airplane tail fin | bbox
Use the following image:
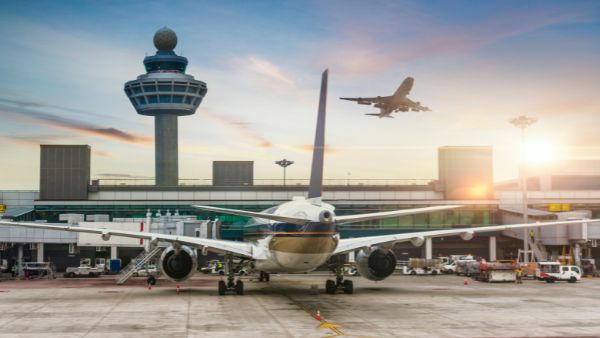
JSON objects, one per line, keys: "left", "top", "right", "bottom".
{"left": 308, "top": 69, "right": 328, "bottom": 199}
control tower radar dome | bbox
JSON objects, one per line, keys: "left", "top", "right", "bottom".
{"left": 124, "top": 27, "right": 207, "bottom": 186}
{"left": 153, "top": 27, "right": 178, "bottom": 51}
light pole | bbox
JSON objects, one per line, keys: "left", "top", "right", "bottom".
{"left": 275, "top": 159, "right": 294, "bottom": 186}
{"left": 510, "top": 115, "right": 537, "bottom": 263}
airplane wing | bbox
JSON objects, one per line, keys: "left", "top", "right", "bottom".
{"left": 340, "top": 96, "right": 391, "bottom": 105}
{"left": 334, "top": 219, "right": 597, "bottom": 254}
{"left": 192, "top": 205, "right": 310, "bottom": 225}
{"left": 403, "top": 98, "right": 430, "bottom": 112}
{"left": 0, "top": 221, "right": 254, "bottom": 257}
{"left": 335, "top": 205, "right": 461, "bottom": 225}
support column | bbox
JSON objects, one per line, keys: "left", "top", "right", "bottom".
{"left": 155, "top": 114, "right": 178, "bottom": 186}
{"left": 17, "top": 244, "right": 23, "bottom": 278}
{"left": 489, "top": 236, "right": 497, "bottom": 261}
{"left": 425, "top": 237, "right": 432, "bottom": 259}
{"left": 36, "top": 243, "right": 44, "bottom": 262}
{"left": 110, "top": 246, "right": 118, "bottom": 260}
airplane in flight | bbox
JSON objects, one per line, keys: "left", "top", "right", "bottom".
{"left": 340, "top": 77, "right": 430, "bottom": 118}
{"left": 0, "top": 70, "right": 595, "bottom": 296}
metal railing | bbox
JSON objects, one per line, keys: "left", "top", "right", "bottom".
{"left": 91, "top": 178, "right": 434, "bottom": 187}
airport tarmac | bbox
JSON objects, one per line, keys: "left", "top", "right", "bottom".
{"left": 1, "top": 274, "right": 600, "bottom": 338}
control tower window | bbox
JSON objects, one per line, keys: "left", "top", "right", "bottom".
{"left": 137, "top": 96, "right": 147, "bottom": 105}
{"left": 174, "top": 85, "right": 186, "bottom": 92}
{"left": 125, "top": 88, "right": 132, "bottom": 96}
{"left": 158, "top": 84, "right": 172, "bottom": 91}
{"left": 143, "top": 84, "right": 157, "bottom": 92}
{"left": 159, "top": 95, "right": 171, "bottom": 103}
{"left": 172, "top": 95, "right": 183, "bottom": 103}
{"left": 147, "top": 95, "right": 158, "bottom": 104}
{"left": 187, "top": 86, "right": 198, "bottom": 94}
{"left": 184, "top": 96, "right": 192, "bottom": 104}
{"left": 132, "top": 86, "right": 142, "bottom": 94}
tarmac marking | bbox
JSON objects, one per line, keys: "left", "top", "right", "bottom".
{"left": 280, "top": 292, "right": 344, "bottom": 337}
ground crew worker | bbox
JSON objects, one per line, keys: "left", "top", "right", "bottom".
{"left": 216, "top": 261, "right": 224, "bottom": 272}
{"left": 530, "top": 230, "right": 535, "bottom": 242}
{"left": 516, "top": 268, "right": 523, "bottom": 284}
{"left": 10, "top": 264, "right": 16, "bottom": 278}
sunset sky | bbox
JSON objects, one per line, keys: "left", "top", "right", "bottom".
{"left": 1, "top": 1, "right": 599, "bottom": 189}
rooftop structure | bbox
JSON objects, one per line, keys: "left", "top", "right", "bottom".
{"left": 124, "top": 27, "right": 207, "bottom": 186}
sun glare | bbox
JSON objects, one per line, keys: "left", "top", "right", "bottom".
{"left": 521, "top": 142, "right": 558, "bottom": 164}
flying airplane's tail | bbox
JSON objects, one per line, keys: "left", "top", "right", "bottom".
{"left": 393, "top": 77, "right": 414, "bottom": 97}
{"left": 308, "top": 69, "right": 328, "bottom": 200}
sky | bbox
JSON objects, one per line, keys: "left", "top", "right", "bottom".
{"left": 1, "top": 0, "right": 599, "bottom": 189}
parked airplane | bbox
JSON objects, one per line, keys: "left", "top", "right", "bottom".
{"left": 0, "top": 70, "right": 595, "bottom": 296}
{"left": 340, "top": 77, "right": 430, "bottom": 118}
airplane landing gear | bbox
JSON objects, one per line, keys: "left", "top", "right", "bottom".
{"left": 258, "top": 271, "right": 270, "bottom": 282}
{"left": 326, "top": 262, "right": 354, "bottom": 294}
{"left": 218, "top": 255, "right": 244, "bottom": 296}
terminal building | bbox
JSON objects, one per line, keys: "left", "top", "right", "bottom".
{"left": 2, "top": 144, "right": 600, "bottom": 271}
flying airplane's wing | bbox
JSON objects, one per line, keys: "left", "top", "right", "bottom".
{"left": 335, "top": 205, "right": 461, "bottom": 225}
{"left": 403, "top": 98, "right": 430, "bottom": 112}
{"left": 334, "top": 219, "right": 597, "bottom": 254}
{"left": 340, "top": 96, "right": 391, "bottom": 105}
{"left": 0, "top": 221, "right": 254, "bottom": 257}
{"left": 192, "top": 205, "right": 310, "bottom": 225}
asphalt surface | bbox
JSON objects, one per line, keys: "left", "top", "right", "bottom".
{"left": 1, "top": 273, "right": 600, "bottom": 337}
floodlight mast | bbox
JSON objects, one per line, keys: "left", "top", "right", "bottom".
{"left": 510, "top": 115, "right": 537, "bottom": 263}
{"left": 275, "top": 159, "right": 294, "bottom": 187}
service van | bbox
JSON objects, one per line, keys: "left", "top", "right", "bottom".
{"left": 536, "top": 262, "right": 581, "bottom": 283}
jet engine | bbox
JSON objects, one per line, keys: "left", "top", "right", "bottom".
{"left": 356, "top": 247, "right": 397, "bottom": 281}
{"left": 159, "top": 245, "right": 198, "bottom": 282}
{"left": 319, "top": 210, "right": 335, "bottom": 224}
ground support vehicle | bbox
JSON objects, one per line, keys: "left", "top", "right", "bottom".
{"left": 442, "top": 261, "right": 456, "bottom": 274}
{"left": 133, "top": 264, "right": 159, "bottom": 277}
{"left": 64, "top": 265, "right": 103, "bottom": 278}
{"left": 404, "top": 258, "right": 442, "bottom": 275}
{"left": 455, "top": 259, "right": 477, "bottom": 276}
{"left": 23, "top": 262, "right": 55, "bottom": 279}
{"left": 478, "top": 260, "right": 517, "bottom": 282}
{"left": 201, "top": 260, "right": 225, "bottom": 275}
{"left": 536, "top": 262, "right": 582, "bottom": 283}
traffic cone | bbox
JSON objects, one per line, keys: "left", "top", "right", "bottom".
{"left": 176, "top": 284, "right": 180, "bottom": 295}
{"left": 147, "top": 283, "right": 152, "bottom": 290}
{"left": 463, "top": 279, "right": 469, "bottom": 285}
{"left": 315, "top": 310, "right": 321, "bottom": 321}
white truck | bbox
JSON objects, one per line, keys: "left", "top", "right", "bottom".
{"left": 64, "top": 265, "right": 103, "bottom": 278}
{"left": 536, "top": 262, "right": 582, "bottom": 283}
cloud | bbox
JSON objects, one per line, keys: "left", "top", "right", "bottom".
{"left": 0, "top": 104, "right": 152, "bottom": 145}
{"left": 203, "top": 109, "right": 272, "bottom": 148}
{"left": 0, "top": 97, "right": 106, "bottom": 119}
{"left": 290, "top": 144, "right": 339, "bottom": 154}
{"left": 2, "top": 134, "right": 113, "bottom": 157}
{"left": 232, "top": 56, "right": 294, "bottom": 86}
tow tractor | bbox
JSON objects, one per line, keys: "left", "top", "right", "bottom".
{"left": 536, "top": 262, "right": 582, "bottom": 283}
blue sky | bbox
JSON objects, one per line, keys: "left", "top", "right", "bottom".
{"left": 1, "top": 1, "right": 599, "bottom": 189}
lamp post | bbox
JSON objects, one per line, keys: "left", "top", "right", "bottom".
{"left": 510, "top": 115, "right": 537, "bottom": 263}
{"left": 275, "top": 159, "right": 294, "bottom": 186}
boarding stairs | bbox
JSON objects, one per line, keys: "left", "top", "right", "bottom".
{"left": 116, "top": 246, "right": 165, "bottom": 285}
{"left": 529, "top": 237, "right": 548, "bottom": 262}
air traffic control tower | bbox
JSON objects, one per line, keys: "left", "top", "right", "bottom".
{"left": 125, "top": 27, "right": 207, "bottom": 186}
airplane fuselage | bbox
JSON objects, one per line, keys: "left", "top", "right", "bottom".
{"left": 242, "top": 198, "right": 339, "bottom": 273}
